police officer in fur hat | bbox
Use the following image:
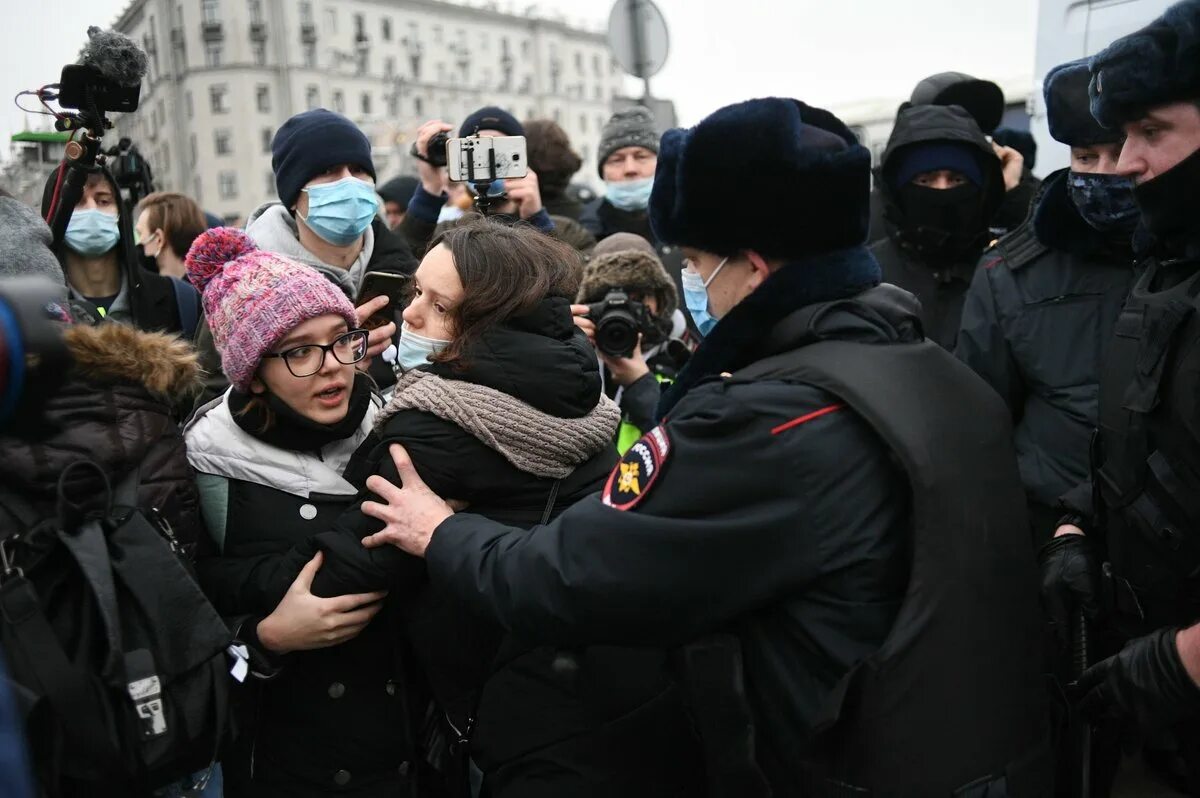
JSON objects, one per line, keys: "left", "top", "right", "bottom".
{"left": 957, "top": 59, "right": 1141, "bottom": 543}
{"left": 345, "top": 97, "right": 1051, "bottom": 797}
{"left": 1040, "top": 2, "right": 1200, "bottom": 788}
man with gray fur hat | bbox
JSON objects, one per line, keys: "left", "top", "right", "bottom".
{"left": 571, "top": 233, "right": 689, "bottom": 452}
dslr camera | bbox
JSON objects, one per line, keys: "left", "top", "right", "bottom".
{"left": 585, "top": 290, "right": 653, "bottom": 359}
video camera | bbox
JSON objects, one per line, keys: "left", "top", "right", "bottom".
{"left": 0, "top": 278, "right": 73, "bottom": 437}
{"left": 585, "top": 289, "right": 654, "bottom": 359}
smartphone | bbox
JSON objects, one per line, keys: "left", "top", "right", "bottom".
{"left": 446, "top": 135, "right": 528, "bottom": 183}
{"left": 357, "top": 271, "right": 411, "bottom": 329}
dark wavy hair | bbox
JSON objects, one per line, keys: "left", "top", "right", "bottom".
{"left": 427, "top": 215, "right": 581, "bottom": 365}
{"left": 524, "top": 119, "right": 583, "bottom": 196}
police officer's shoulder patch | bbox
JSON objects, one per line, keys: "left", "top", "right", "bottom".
{"left": 602, "top": 426, "right": 671, "bottom": 511}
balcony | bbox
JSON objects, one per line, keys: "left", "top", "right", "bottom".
{"left": 250, "top": 22, "right": 268, "bottom": 42}
{"left": 300, "top": 23, "right": 317, "bottom": 44}
{"left": 201, "top": 22, "right": 223, "bottom": 43}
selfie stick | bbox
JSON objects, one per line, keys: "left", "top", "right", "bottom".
{"left": 467, "top": 141, "right": 499, "bottom": 217}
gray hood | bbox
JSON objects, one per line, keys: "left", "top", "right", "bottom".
{"left": 245, "top": 201, "right": 375, "bottom": 299}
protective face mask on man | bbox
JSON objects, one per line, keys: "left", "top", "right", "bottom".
{"left": 1067, "top": 172, "right": 1140, "bottom": 234}
{"left": 65, "top": 209, "right": 121, "bottom": 257}
{"left": 896, "top": 184, "right": 989, "bottom": 261}
{"left": 605, "top": 177, "right": 654, "bottom": 212}
{"left": 300, "top": 176, "right": 380, "bottom": 247}
{"left": 680, "top": 257, "right": 729, "bottom": 338}
{"left": 396, "top": 323, "right": 450, "bottom": 371}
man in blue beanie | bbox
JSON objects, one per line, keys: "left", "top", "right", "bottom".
{"left": 871, "top": 104, "right": 1009, "bottom": 349}
{"left": 400, "top": 106, "right": 554, "bottom": 256}
{"left": 957, "top": 59, "right": 1140, "bottom": 544}
{"left": 191, "top": 109, "right": 416, "bottom": 402}
{"left": 349, "top": 97, "right": 1050, "bottom": 797}
{"left": 1039, "top": 2, "right": 1200, "bottom": 788}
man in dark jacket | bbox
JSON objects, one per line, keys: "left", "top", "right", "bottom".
{"left": 868, "top": 72, "right": 1040, "bottom": 243}
{"left": 377, "top": 174, "right": 419, "bottom": 230}
{"left": 871, "top": 103, "right": 1007, "bottom": 349}
{"left": 354, "top": 97, "right": 1051, "bottom": 797}
{"left": 957, "top": 59, "right": 1140, "bottom": 541}
{"left": 1040, "top": 1, "right": 1200, "bottom": 790}
{"left": 195, "top": 109, "right": 415, "bottom": 402}
{"left": 40, "top": 165, "right": 200, "bottom": 338}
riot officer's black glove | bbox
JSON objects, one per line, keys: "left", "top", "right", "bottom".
{"left": 1038, "top": 533, "right": 1103, "bottom": 648}
{"left": 1076, "top": 627, "right": 1200, "bottom": 731}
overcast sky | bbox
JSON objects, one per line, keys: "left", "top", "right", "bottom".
{"left": 1, "top": 0, "right": 1037, "bottom": 158}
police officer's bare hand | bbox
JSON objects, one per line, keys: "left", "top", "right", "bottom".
{"left": 992, "top": 142, "right": 1024, "bottom": 192}
{"left": 415, "top": 119, "right": 453, "bottom": 194}
{"left": 570, "top": 304, "right": 597, "bottom": 343}
{"left": 353, "top": 295, "right": 397, "bottom": 371}
{"left": 360, "top": 444, "right": 455, "bottom": 557}
{"left": 600, "top": 335, "right": 651, "bottom": 387}
{"left": 257, "top": 552, "right": 388, "bottom": 653}
{"left": 504, "top": 169, "right": 543, "bottom": 219}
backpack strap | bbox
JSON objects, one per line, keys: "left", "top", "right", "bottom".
{"left": 170, "top": 277, "right": 200, "bottom": 340}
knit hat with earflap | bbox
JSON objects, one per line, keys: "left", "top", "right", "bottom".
{"left": 185, "top": 227, "right": 357, "bottom": 391}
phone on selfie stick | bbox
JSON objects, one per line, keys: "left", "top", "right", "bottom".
{"left": 357, "top": 272, "right": 411, "bottom": 330}
{"left": 446, "top": 135, "right": 528, "bottom": 215}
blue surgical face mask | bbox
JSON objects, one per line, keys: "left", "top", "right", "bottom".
{"left": 64, "top": 209, "right": 120, "bottom": 257}
{"left": 680, "top": 257, "right": 729, "bottom": 338}
{"left": 605, "top": 177, "right": 654, "bottom": 212}
{"left": 1067, "top": 171, "right": 1140, "bottom": 234}
{"left": 396, "top": 323, "right": 450, "bottom": 371}
{"left": 300, "top": 176, "right": 380, "bottom": 246}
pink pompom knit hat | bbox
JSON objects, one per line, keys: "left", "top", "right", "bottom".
{"left": 185, "top": 227, "right": 358, "bottom": 392}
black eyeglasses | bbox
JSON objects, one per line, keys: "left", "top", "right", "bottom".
{"left": 262, "top": 329, "right": 370, "bottom": 378}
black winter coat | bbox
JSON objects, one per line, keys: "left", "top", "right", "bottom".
{"left": 415, "top": 263, "right": 915, "bottom": 795}
{"left": 956, "top": 169, "right": 1137, "bottom": 538}
{"left": 185, "top": 385, "right": 425, "bottom": 798}
{"left": 246, "top": 297, "right": 704, "bottom": 798}
{"left": 871, "top": 104, "right": 1006, "bottom": 350}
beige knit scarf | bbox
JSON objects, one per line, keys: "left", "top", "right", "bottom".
{"left": 377, "top": 370, "right": 620, "bottom": 478}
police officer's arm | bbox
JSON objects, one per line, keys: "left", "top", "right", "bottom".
{"left": 423, "top": 381, "right": 902, "bottom": 647}
{"left": 955, "top": 259, "right": 1025, "bottom": 416}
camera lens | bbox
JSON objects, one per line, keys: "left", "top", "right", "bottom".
{"left": 595, "top": 311, "right": 639, "bottom": 358}
{"left": 427, "top": 131, "right": 449, "bottom": 168}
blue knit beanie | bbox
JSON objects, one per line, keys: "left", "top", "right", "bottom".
{"left": 272, "top": 109, "right": 376, "bottom": 209}
{"left": 891, "top": 142, "right": 985, "bottom": 190}
{"left": 459, "top": 106, "right": 524, "bottom": 138}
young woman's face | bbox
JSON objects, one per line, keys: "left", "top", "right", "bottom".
{"left": 402, "top": 243, "right": 464, "bottom": 341}
{"left": 252, "top": 314, "right": 360, "bottom": 425}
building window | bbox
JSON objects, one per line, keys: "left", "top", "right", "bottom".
{"left": 325, "top": 7, "right": 337, "bottom": 33}
{"left": 361, "top": 92, "right": 371, "bottom": 115}
{"left": 189, "top": 134, "right": 197, "bottom": 166}
{"left": 580, "top": 114, "right": 587, "bottom": 132}
{"left": 253, "top": 41, "right": 267, "bottom": 66}
{"left": 303, "top": 43, "right": 316, "bottom": 68}
{"left": 575, "top": 52, "right": 583, "bottom": 72}
{"left": 332, "top": 90, "right": 344, "bottom": 113}
{"left": 593, "top": 85, "right": 602, "bottom": 101}
{"left": 593, "top": 53, "right": 601, "bottom": 76}
{"left": 299, "top": 1, "right": 312, "bottom": 24}
{"left": 306, "top": 85, "right": 319, "bottom": 110}
{"left": 261, "top": 127, "right": 273, "bottom": 154}
{"left": 248, "top": 0, "right": 262, "bottom": 23}
{"left": 201, "top": 0, "right": 219, "bottom": 24}
{"left": 214, "top": 129, "right": 232, "bottom": 156}
{"left": 194, "top": 176, "right": 203, "bottom": 204}
{"left": 209, "top": 84, "right": 228, "bottom": 113}
{"left": 354, "top": 13, "right": 365, "bottom": 39}
{"left": 205, "top": 45, "right": 222, "bottom": 67}
{"left": 184, "top": 90, "right": 193, "bottom": 118}
{"left": 521, "top": 39, "right": 530, "bottom": 57}
{"left": 161, "top": 142, "right": 170, "bottom": 173}
{"left": 382, "top": 17, "right": 392, "bottom": 40}
{"left": 413, "top": 96, "right": 423, "bottom": 116}
{"left": 256, "top": 84, "right": 270, "bottom": 112}
{"left": 384, "top": 56, "right": 395, "bottom": 77}
{"left": 433, "top": 25, "right": 442, "bottom": 43}
{"left": 266, "top": 171, "right": 277, "bottom": 197}
{"left": 218, "top": 171, "right": 238, "bottom": 200}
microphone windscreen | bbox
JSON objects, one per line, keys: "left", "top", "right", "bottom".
{"left": 79, "top": 25, "right": 148, "bottom": 87}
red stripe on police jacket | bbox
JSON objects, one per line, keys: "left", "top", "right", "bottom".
{"left": 770, "top": 403, "right": 845, "bottom": 435}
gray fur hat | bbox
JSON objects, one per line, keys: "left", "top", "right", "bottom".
{"left": 597, "top": 107, "right": 660, "bottom": 177}
{"left": 0, "top": 195, "right": 67, "bottom": 299}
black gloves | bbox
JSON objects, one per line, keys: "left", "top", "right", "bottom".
{"left": 1077, "top": 627, "right": 1200, "bottom": 731}
{"left": 1038, "top": 533, "right": 1103, "bottom": 647}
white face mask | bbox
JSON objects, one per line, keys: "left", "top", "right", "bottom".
{"left": 396, "top": 323, "right": 450, "bottom": 371}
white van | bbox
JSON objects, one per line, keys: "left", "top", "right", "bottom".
{"left": 1032, "top": 0, "right": 1174, "bottom": 175}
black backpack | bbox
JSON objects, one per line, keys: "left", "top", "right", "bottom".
{"left": 0, "top": 460, "right": 234, "bottom": 796}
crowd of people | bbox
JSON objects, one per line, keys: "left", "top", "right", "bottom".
{"left": 5, "top": 1, "right": 1200, "bottom": 796}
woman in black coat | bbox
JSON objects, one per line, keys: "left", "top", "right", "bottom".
{"left": 256, "top": 218, "right": 703, "bottom": 798}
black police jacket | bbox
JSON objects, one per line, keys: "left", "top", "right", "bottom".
{"left": 956, "top": 169, "right": 1137, "bottom": 539}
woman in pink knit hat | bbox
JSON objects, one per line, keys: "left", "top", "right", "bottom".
{"left": 180, "top": 228, "right": 427, "bottom": 797}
